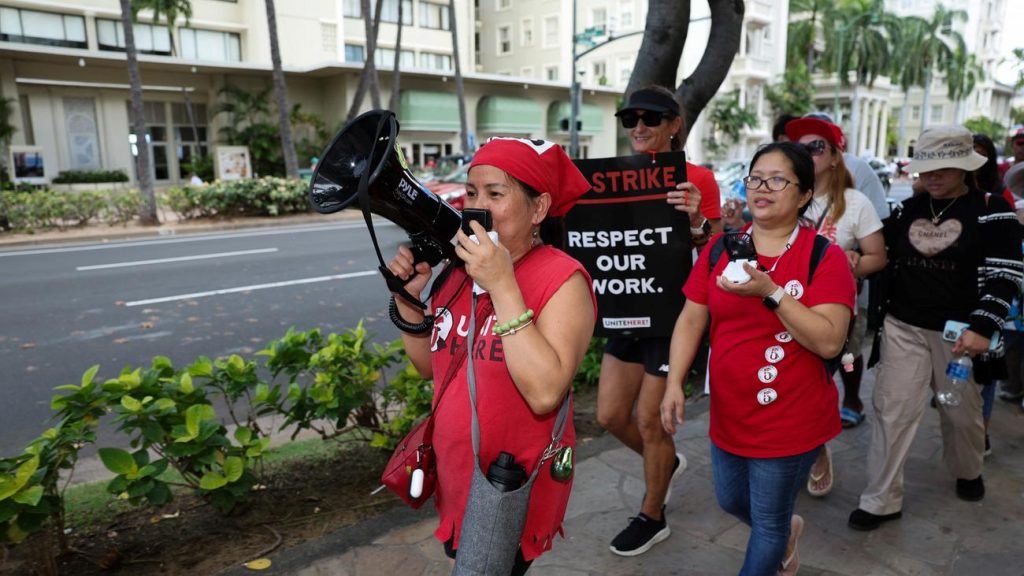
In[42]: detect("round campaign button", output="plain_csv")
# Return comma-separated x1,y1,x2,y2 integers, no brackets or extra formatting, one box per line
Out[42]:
757,365,778,384
784,280,805,300
757,387,778,405
775,331,793,343
765,345,785,364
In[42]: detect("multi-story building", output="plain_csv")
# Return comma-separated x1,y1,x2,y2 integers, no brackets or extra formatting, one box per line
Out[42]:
811,0,1013,159
476,0,792,164
0,0,621,186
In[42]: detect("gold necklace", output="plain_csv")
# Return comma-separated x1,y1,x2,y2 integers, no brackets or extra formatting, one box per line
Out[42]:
929,195,961,224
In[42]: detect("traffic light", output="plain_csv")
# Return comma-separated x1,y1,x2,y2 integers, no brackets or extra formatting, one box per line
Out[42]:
559,118,582,131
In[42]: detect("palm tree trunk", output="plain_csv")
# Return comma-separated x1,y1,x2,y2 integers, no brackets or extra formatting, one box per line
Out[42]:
389,0,404,113
805,5,817,72
449,0,469,154
897,93,909,158
120,0,158,224
347,0,383,119
921,68,933,132
368,0,384,108
265,0,299,177
849,81,862,155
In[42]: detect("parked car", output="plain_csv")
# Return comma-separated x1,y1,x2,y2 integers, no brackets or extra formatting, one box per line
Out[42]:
865,157,893,192
425,163,470,210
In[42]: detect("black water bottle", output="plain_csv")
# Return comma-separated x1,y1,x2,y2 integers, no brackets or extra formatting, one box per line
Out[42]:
487,451,526,492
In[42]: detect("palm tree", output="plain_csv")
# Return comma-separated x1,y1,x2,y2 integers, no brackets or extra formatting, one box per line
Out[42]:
916,4,967,131
449,0,468,155
130,0,191,55
0,96,15,231
946,45,984,124
265,0,299,178
889,14,928,157
388,0,405,113
787,0,833,72
131,0,202,177
820,0,891,154
120,0,158,224
346,0,384,120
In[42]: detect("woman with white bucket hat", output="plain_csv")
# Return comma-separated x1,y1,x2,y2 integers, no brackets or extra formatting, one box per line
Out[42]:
849,125,1023,531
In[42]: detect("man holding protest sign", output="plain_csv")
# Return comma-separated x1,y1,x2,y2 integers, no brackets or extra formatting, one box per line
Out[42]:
567,86,721,556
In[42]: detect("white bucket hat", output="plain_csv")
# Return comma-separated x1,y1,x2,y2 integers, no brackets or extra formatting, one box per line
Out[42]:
906,125,986,174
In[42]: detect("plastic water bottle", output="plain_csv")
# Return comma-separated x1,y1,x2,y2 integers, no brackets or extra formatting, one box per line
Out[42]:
937,354,972,407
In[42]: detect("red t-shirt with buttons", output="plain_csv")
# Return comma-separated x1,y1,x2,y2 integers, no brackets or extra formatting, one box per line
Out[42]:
684,226,855,457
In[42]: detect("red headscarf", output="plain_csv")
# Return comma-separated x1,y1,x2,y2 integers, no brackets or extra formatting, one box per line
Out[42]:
469,138,591,217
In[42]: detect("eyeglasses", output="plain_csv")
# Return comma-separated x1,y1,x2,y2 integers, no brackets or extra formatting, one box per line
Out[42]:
619,111,671,129
802,140,828,156
742,175,796,192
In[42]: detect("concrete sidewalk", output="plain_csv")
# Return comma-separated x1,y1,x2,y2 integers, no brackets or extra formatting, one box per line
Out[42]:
240,367,1024,576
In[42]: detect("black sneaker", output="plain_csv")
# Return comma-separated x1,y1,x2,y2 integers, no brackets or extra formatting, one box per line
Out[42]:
848,508,902,531
984,435,992,458
956,475,985,502
609,508,670,556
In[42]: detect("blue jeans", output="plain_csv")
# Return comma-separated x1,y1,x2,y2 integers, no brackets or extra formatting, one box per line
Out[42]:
710,442,819,576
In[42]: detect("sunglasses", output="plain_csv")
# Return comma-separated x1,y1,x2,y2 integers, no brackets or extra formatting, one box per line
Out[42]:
802,140,828,156
619,111,671,129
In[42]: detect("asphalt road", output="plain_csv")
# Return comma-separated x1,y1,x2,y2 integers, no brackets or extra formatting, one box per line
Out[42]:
0,220,412,457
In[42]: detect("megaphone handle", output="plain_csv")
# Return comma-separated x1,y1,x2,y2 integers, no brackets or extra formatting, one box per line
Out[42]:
380,265,429,310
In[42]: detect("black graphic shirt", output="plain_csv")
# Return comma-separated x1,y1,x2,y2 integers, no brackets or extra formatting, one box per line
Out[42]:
885,188,1023,337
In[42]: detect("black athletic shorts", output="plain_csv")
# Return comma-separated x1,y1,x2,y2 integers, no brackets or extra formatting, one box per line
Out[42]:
604,336,671,376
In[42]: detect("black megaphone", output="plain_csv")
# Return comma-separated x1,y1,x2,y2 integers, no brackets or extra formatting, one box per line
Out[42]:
308,109,462,268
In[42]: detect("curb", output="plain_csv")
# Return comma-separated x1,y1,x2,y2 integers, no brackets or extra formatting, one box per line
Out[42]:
0,209,365,249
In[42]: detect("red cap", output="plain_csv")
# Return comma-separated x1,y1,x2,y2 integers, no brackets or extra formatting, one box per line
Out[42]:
786,117,847,152
469,138,591,217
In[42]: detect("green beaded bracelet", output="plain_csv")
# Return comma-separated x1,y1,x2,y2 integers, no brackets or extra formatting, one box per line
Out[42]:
492,308,535,336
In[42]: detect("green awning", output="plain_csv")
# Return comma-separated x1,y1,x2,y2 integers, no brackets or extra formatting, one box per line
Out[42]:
476,96,543,133
547,101,605,135
398,90,459,131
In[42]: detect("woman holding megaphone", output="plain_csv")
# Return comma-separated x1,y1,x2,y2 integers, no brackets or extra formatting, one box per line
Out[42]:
388,138,597,574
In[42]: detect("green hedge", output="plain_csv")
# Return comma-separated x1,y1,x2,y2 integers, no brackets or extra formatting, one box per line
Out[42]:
0,322,429,553
0,189,143,231
51,169,130,184
162,177,310,220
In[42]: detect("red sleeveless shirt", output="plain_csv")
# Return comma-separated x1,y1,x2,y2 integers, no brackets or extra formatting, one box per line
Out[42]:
428,245,594,561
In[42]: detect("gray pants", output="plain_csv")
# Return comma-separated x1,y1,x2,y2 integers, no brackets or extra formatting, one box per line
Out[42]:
859,316,984,515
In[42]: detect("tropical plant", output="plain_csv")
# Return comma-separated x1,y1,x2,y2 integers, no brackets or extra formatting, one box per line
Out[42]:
764,61,815,117
0,96,16,231
889,14,929,158
703,90,758,160
963,116,1006,142
819,0,891,154
130,0,192,55
1011,106,1024,127
213,85,283,177
627,0,745,133
914,4,968,131
449,0,469,154
264,0,300,178
119,0,158,224
946,46,985,124
787,0,834,72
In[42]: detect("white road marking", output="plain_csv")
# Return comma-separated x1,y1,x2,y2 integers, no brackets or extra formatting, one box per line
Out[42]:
76,248,279,271
124,270,378,307
0,220,394,257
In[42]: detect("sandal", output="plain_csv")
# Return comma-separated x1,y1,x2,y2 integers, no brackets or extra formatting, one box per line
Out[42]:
840,406,865,428
806,445,833,497
778,514,804,575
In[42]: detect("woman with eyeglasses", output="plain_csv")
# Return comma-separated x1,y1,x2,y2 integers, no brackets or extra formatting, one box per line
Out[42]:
662,142,855,575
785,118,886,499
598,85,721,556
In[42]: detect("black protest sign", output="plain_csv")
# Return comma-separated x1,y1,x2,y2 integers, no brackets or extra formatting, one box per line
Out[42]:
565,151,692,337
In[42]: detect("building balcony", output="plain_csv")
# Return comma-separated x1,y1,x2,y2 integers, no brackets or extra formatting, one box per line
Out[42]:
730,54,773,80
746,0,774,24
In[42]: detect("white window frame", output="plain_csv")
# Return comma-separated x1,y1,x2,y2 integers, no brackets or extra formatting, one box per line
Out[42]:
521,17,533,46
497,24,513,55
542,15,559,48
